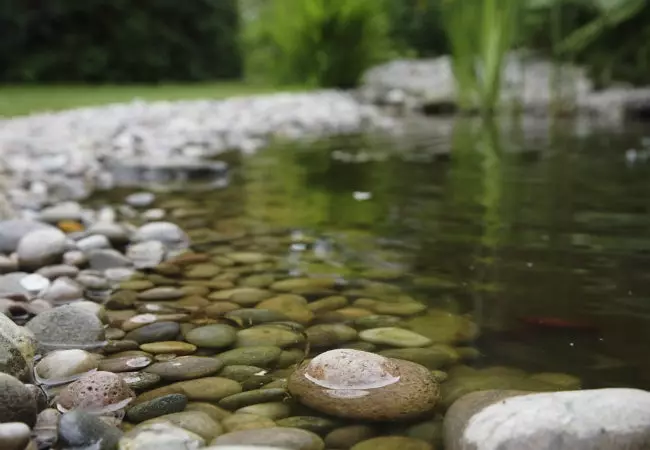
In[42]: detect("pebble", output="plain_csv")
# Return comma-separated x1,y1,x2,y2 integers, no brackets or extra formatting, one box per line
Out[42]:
127,241,166,269
141,410,222,441
133,377,242,404
218,388,288,410
288,349,439,421
379,347,457,370
144,356,223,380
225,308,291,325
185,402,232,422
118,422,205,450
0,422,31,450
235,325,305,348
210,288,273,306
124,321,181,344
324,425,377,449
35,349,100,383
0,313,37,380
137,287,185,301
57,371,135,411
36,263,80,279
305,323,358,347
0,220,57,253
222,413,276,432
17,228,67,269
185,324,237,348
126,192,156,208
126,394,188,423
88,248,133,270
33,409,60,449
351,436,432,450
58,410,123,450
131,222,189,251
0,373,37,426
41,276,84,303
140,341,197,355
120,371,161,391
25,304,105,351
236,402,291,420
218,346,282,367
213,427,325,450
99,354,153,372
257,294,314,325
359,327,432,347
276,416,339,435
76,234,112,253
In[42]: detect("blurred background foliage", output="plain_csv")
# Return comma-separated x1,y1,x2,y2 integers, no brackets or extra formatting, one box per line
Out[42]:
0,0,648,87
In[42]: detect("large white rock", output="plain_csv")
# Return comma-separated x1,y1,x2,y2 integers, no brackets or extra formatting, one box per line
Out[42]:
444,388,650,450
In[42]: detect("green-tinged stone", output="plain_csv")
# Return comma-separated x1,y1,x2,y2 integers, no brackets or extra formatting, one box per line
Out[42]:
119,371,161,391
528,372,581,390
120,280,155,291
354,315,402,330
378,347,457,369
185,264,221,279
208,288,272,306
144,356,223,380
126,394,188,423
139,341,197,355
133,377,242,405
307,296,348,313
141,411,223,441
305,324,357,347
276,416,339,435
325,425,377,449
351,436,433,450
359,327,432,348
185,324,237,349
224,309,291,326
236,402,291,420
218,388,287,410
406,309,479,344
219,365,266,382
212,427,325,450
271,277,337,292
217,346,282,367
221,413,276,432
226,252,270,264
240,274,276,288
235,325,305,348
276,348,305,368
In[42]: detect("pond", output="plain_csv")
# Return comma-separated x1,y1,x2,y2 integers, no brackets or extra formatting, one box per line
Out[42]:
84,116,650,445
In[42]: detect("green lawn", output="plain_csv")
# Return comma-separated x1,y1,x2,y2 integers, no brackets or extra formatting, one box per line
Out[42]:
0,82,304,117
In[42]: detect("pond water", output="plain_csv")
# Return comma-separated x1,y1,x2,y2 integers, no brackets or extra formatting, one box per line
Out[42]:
95,116,650,394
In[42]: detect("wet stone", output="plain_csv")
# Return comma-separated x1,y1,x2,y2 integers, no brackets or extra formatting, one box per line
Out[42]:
0,373,37,426
359,327,432,348
126,394,189,423
76,272,111,290
120,372,161,391
118,422,205,450
121,313,188,332
133,377,242,404
57,370,135,411
276,416,339,436
137,287,185,301
140,341,197,355
351,436,433,450
324,425,377,449
218,388,287,410
0,422,31,450
221,413,276,432
224,308,291,326
58,410,123,450
212,427,325,450
204,302,241,318
305,323,358,348
185,264,221,279
354,314,403,330
226,252,269,264
236,402,291,420
88,248,132,271
33,409,60,449
185,324,237,349
107,290,138,310
106,328,126,340
124,322,180,344
144,356,223,381
235,325,305,348
271,277,338,292
209,288,273,306
307,296,348,313
25,303,105,351
104,340,140,354
120,280,155,291
141,410,222,441
99,354,153,372
185,402,232,422
218,346,283,367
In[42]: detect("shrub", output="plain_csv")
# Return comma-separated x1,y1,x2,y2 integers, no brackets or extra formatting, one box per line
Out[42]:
242,0,393,88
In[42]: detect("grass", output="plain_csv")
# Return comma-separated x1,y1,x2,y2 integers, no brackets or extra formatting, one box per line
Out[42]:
0,81,304,117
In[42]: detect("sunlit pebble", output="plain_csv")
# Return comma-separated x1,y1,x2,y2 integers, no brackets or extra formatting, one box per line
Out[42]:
353,191,372,201
20,273,50,294
569,342,575,347
291,243,307,252
527,262,534,268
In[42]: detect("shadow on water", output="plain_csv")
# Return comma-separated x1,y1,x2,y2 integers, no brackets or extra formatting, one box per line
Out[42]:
99,116,650,390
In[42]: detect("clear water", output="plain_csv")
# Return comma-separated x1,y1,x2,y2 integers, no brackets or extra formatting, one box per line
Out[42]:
98,116,650,391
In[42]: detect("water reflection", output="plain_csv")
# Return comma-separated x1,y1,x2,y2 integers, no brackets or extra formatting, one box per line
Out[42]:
231,117,650,389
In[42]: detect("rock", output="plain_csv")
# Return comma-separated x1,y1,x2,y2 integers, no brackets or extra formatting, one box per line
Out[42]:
144,356,223,381
185,263,221,279
351,436,432,450
139,341,197,355
133,377,242,405
98,353,153,373
276,416,339,435
86,222,131,246
212,427,325,450
137,287,185,301
131,222,189,251
185,324,237,348
218,388,287,410
0,373,37,426
0,220,57,254
225,308,290,325
120,372,161,391
118,422,205,450
38,202,83,223
288,349,439,421
88,249,133,271
210,288,273,306
236,402,291,420
58,410,123,449
76,234,112,253
378,347,457,370
76,272,111,291
257,294,314,325
41,276,84,303
126,394,188,423
0,422,31,450
307,296,348,313
406,309,479,344
37,264,80,279
0,312,37,380
226,252,269,264
17,228,67,270
126,192,156,208
185,402,232,422
305,324,358,348
218,346,283,367
126,241,166,269
141,410,222,441
221,414,275,432
235,325,304,348
57,371,135,411
324,425,377,449
25,304,105,351
124,321,180,344
33,409,60,449
359,327,432,348
34,349,100,383
444,388,650,450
